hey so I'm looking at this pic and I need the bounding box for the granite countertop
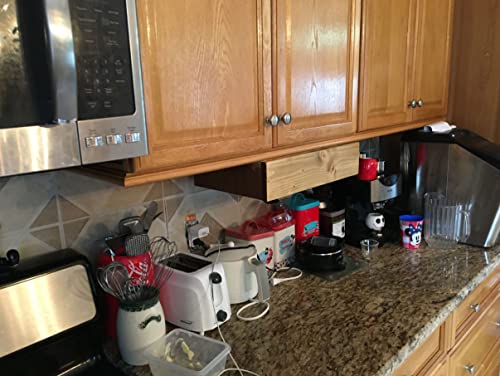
[108,243,500,376]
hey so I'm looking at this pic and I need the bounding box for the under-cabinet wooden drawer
[481,340,500,376]
[449,295,500,376]
[453,267,500,342]
[393,320,450,376]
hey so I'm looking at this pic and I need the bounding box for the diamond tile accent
[64,218,89,248]
[59,196,89,221]
[144,183,163,202]
[163,180,183,197]
[31,225,61,249]
[166,196,184,220]
[30,196,58,228]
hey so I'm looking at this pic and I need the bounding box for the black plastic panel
[69,0,135,120]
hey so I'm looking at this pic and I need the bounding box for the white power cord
[210,244,262,376]
[236,300,270,322]
[268,266,303,286]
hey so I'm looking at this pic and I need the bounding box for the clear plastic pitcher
[424,192,471,248]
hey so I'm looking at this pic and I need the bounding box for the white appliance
[205,244,270,305]
[157,253,231,333]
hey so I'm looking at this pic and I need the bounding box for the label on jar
[332,219,345,238]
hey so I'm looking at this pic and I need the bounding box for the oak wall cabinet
[359,0,454,132]
[449,0,500,145]
[126,0,360,181]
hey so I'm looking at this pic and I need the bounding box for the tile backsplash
[0,171,269,263]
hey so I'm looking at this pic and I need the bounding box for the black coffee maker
[344,172,402,247]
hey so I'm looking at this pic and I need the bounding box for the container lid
[320,208,345,218]
[257,210,295,231]
[225,221,274,240]
[288,193,320,211]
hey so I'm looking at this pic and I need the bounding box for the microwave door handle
[43,0,78,125]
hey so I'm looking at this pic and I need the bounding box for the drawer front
[453,267,500,340]
[481,340,500,376]
[449,295,500,376]
[393,323,447,376]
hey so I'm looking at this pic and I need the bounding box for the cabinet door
[134,0,272,172]
[429,359,448,376]
[274,0,360,147]
[412,0,454,121]
[359,0,417,131]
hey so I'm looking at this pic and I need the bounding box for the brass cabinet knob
[265,114,280,127]
[280,112,293,125]
[469,303,481,313]
[408,100,417,108]
[417,99,424,107]
[464,365,475,374]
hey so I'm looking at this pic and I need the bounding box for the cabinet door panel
[359,0,416,131]
[412,0,454,121]
[274,0,360,146]
[135,0,272,172]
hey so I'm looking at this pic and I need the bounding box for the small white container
[145,329,231,376]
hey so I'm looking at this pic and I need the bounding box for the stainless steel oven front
[0,0,147,177]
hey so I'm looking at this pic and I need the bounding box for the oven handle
[42,0,78,125]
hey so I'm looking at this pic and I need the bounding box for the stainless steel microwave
[0,0,147,177]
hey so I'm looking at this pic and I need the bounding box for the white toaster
[157,253,231,333]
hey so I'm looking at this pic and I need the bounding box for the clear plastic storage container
[144,329,231,376]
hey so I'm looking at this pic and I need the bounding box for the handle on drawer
[464,365,475,374]
[469,303,481,313]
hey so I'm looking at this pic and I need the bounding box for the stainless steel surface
[265,115,279,127]
[403,141,500,247]
[77,0,147,165]
[408,99,417,108]
[44,0,78,124]
[368,176,402,203]
[0,264,96,357]
[417,99,424,108]
[85,136,104,148]
[464,365,475,375]
[280,112,292,125]
[469,303,481,312]
[447,145,500,247]
[0,125,81,177]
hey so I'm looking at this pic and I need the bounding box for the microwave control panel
[69,0,135,120]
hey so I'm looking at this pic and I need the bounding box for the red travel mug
[358,157,378,181]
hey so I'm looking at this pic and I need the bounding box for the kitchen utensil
[225,221,275,271]
[125,233,150,256]
[358,157,378,181]
[399,215,424,249]
[158,253,231,332]
[424,193,471,248]
[205,244,270,305]
[119,216,145,235]
[296,236,345,271]
[142,201,159,231]
[97,261,130,301]
[288,193,320,242]
[360,239,379,258]
[117,287,165,366]
[144,329,231,376]
[97,237,176,339]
